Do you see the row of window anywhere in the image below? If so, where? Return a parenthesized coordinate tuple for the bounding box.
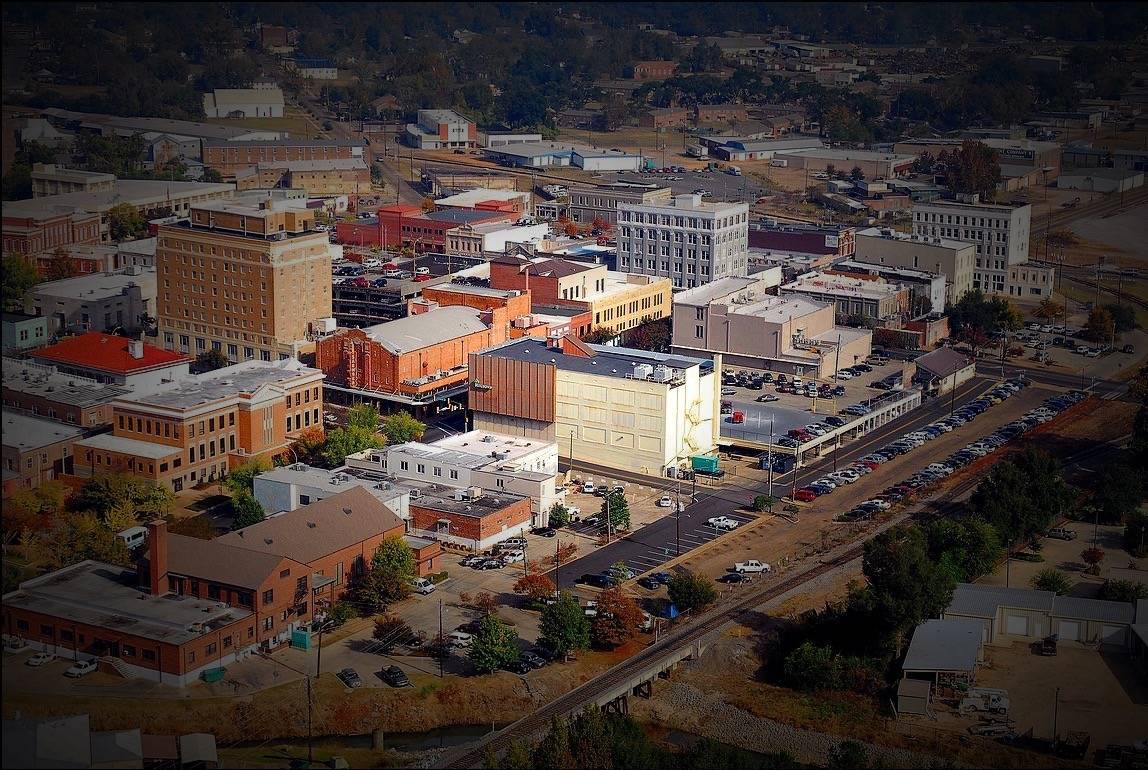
(619, 257, 711, 275)
(619, 211, 748, 229)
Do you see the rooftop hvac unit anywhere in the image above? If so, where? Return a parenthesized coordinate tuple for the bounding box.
(329, 476, 342, 485)
(291, 463, 306, 471)
(409, 489, 421, 499)
(375, 482, 392, 490)
(481, 435, 495, 443)
(453, 489, 469, 501)
(634, 363, 654, 380)
(652, 366, 674, 382)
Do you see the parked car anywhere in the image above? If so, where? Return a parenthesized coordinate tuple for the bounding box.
(520, 651, 548, 669)
(707, 516, 739, 531)
(447, 631, 474, 648)
(64, 659, 99, 678)
(533, 527, 557, 538)
(26, 652, 56, 667)
(794, 488, 818, 503)
(411, 577, 436, 595)
(1047, 527, 1077, 540)
(734, 560, 771, 573)
(657, 495, 674, 508)
(338, 667, 363, 688)
(381, 665, 410, 687)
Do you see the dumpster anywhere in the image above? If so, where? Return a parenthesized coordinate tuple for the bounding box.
(200, 667, 226, 683)
(691, 454, 720, 473)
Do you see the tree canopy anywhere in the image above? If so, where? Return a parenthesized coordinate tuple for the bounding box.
(468, 614, 521, 673)
(381, 411, 425, 444)
(538, 591, 591, 659)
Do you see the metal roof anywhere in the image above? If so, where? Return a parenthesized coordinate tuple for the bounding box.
(902, 618, 983, 672)
(1052, 595, 1136, 624)
(947, 584, 1055, 618)
(1, 412, 86, 451)
(362, 306, 489, 354)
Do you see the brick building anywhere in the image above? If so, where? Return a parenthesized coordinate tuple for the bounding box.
(32, 332, 191, 389)
(639, 108, 691, 129)
(2, 358, 131, 430)
(335, 205, 517, 252)
(696, 103, 750, 124)
(202, 138, 363, 178)
(632, 61, 677, 81)
(315, 304, 510, 402)
(1, 208, 101, 260)
(72, 358, 325, 492)
(408, 490, 533, 551)
(235, 159, 371, 196)
(156, 199, 333, 362)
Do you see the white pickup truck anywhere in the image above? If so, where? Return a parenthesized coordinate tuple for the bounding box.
(734, 560, 771, 574)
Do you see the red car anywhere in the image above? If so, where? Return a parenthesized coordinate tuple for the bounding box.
(794, 488, 818, 503)
(413, 274, 432, 282)
(349, 276, 370, 287)
(731, 411, 745, 424)
(857, 460, 879, 471)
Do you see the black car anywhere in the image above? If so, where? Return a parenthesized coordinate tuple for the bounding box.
(478, 558, 503, 570)
(832, 386, 846, 396)
(719, 572, 750, 584)
(338, 667, 363, 688)
(533, 527, 557, 537)
(824, 416, 846, 427)
(381, 665, 410, 687)
(520, 651, 548, 669)
(854, 363, 873, 373)
(637, 575, 663, 590)
(578, 573, 618, 588)
(746, 380, 763, 390)
(504, 659, 533, 674)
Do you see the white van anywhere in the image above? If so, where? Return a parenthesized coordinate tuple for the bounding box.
(116, 526, 148, 550)
(411, 577, 436, 595)
(447, 631, 473, 648)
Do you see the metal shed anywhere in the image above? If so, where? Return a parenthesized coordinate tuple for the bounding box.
(902, 618, 984, 691)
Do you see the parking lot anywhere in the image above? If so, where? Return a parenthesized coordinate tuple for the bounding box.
(592, 169, 766, 204)
(718, 358, 909, 444)
(1005, 320, 1140, 383)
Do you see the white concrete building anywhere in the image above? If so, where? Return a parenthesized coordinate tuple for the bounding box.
(1056, 168, 1144, 194)
(855, 226, 976, 304)
(23, 267, 156, 336)
(252, 463, 410, 519)
(484, 133, 543, 148)
(202, 87, 285, 119)
(911, 199, 1031, 296)
(343, 430, 565, 518)
(405, 110, 476, 149)
(617, 194, 750, 289)
(30, 165, 115, 197)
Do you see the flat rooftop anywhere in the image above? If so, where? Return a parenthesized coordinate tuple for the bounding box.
(478, 337, 711, 381)
(399, 430, 553, 467)
(2, 358, 132, 407)
(2, 412, 86, 451)
(129, 359, 321, 410)
(41, 108, 277, 140)
(783, 273, 904, 301)
(411, 488, 529, 517)
(672, 276, 769, 307)
(257, 158, 368, 172)
(75, 432, 181, 459)
(856, 226, 969, 251)
(777, 148, 917, 162)
(435, 189, 527, 207)
(202, 137, 360, 148)
(4, 181, 235, 220)
(729, 294, 828, 322)
(422, 208, 510, 225)
(255, 464, 407, 510)
(428, 282, 524, 299)
(836, 259, 941, 280)
(2, 560, 251, 645)
(362, 306, 489, 355)
(485, 141, 595, 159)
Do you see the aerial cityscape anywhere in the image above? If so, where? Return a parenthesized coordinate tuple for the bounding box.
(2, 2, 1148, 768)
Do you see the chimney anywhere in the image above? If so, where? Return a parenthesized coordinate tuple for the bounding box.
(146, 520, 169, 596)
(128, 340, 144, 359)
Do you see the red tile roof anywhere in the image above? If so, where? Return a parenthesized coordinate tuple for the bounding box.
(33, 332, 191, 375)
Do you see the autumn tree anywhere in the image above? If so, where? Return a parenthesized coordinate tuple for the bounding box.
(1080, 546, 1105, 575)
(288, 427, 327, 465)
(1034, 298, 1064, 319)
(107, 202, 146, 241)
(562, 221, 579, 237)
(44, 248, 79, 281)
(513, 572, 556, 604)
(2, 255, 39, 311)
(1084, 306, 1116, 344)
(939, 140, 1002, 199)
(590, 586, 644, 649)
(372, 615, 415, 652)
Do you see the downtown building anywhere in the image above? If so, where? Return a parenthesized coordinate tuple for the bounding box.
(616, 194, 750, 289)
(155, 199, 333, 363)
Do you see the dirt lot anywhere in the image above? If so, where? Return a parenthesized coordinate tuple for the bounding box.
(976, 643, 1148, 748)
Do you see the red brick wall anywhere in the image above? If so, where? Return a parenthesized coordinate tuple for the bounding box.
(409, 497, 532, 542)
(489, 262, 561, 303)
(417, 286, 532, 317)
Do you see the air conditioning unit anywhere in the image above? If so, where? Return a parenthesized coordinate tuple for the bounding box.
(634, 363, 654, 379)
(481, 435, 495, 443)
(409, 489, 421, 499)
(329, 476, 342, 486)
(652, 366, 674, 382)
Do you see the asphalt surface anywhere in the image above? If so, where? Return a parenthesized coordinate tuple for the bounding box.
(593, 169, 766, 204)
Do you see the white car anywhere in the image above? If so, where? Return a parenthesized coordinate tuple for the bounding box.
(925, 464, 953, 476)
(415, 267, 431, 275)
(581, 481, 597, 494)
(362, 258, 383, 270)
(447, 631, 473, 648)
(500, 549, 525, 564)
(813, 478, 838, 490)
(707, 516, 739, 531)
(566, 505, 581, 517)
(26, 652, 56, 667)
(323, 413, 339, 424)
(65, 659, 99, 678)
(834, 370, 854, 380)
(656, 495, 674, 508)
(861, 499, 891, 511)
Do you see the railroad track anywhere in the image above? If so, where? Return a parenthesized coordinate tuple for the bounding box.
(443, 417, 1130, 769)
(1034, 185, 1148, 238)
(1060, 273, 1148, 311)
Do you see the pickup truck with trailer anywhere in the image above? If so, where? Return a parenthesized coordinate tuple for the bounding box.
(734, 560, 771, 574)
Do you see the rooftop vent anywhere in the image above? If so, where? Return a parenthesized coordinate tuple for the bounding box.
(264, 538, 273, 545)
(307, 522, 317, 528)
(343, 507, 352, 515)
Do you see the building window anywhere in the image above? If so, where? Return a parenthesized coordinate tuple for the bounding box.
(122, 644, 136, 656)
(142, 649, 156, 661)
(280, 568, 291, 578)
(262, 589, 274, 605)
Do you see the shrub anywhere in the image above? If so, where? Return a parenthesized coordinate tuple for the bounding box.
(1030, 568, 1072, 595)
(1100, 579, 1148, 603)
(327, 601, 356, 626)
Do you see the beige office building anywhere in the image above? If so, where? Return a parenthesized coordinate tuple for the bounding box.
(854, 227, 975, 304)
(156, 200, 333, 362)
(567, 185, 673, 226)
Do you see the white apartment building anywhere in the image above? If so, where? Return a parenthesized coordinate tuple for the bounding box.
(911, 199, 1031, 295)
(343, 431, 564, 518)
(617, 194, 749, 289)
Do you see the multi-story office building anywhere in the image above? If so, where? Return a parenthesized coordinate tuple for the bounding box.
(855, 226, 975, 304)
(156, 200, 333, 362)
(617, 194, 749, 289)
(3, 357, 132, 429)
(23, 266, 156, 336)
(72, 358, 324, 492)
(30, 164, 115, 197)
(910, 199, 1031, 295)
(468, 335, 720, 475)
(404, 110, 477, 150)
(780, 271, 910, 323)
(2, 412, 87, 493)
(566, 185, 673, 226)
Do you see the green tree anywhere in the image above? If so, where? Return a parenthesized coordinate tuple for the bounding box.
(601, 490, 631, 531)
(940, 140, 1001, 199)
(1030, 568, 1072, 595)
(861, 525, 956, 653)
(782, 641, 840, 691)
(667, 569, 717, 612)
(828, 741, 870, 770)
(194, 348, 230, 372)
(1124, 511, 1148, 558)
(753, 495, 777, 514)
(321, 425, 385, 466)
(1084, 306, 1116, 344)
(623, 318, 672, 352)
(373, 535, 416, 578)
(22, 512, 132, 570)
(230, 490, 265, 530)
(969, 447, 1075, 544)
(2, 255, 40, 311)
(469, 614, 522, 673)
(44, 248, 79, 281)
(74, 473, 174, 521)
(1102, 303, 1137, 334)
(538, 591, 591, 659)
(1094, 464, 1144, 524)
(547, 502, 571, 529)
(849, 166, 865, 181)
(582, 327, 618, 344)
(223, 457, 270, 496)
(1100, 579, 1148, 603)
(107, 202, 146, 242)
(381, 410, 426, 444)
(925, 518, 1003, 582)
(347, 403, 381, 433)
(201, 167, 224, 183)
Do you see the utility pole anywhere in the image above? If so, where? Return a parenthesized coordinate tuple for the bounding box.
(767, 419, 775, 493)
(1052, 687, 1061, 743)
(675, 473, 682, 557)
(306, 676, 314, 765)
(437, 598, 444, 679)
